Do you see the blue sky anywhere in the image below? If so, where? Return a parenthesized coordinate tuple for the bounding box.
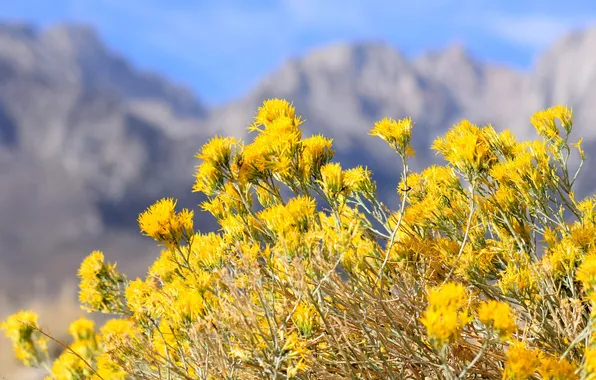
(2, 1, 596, 106)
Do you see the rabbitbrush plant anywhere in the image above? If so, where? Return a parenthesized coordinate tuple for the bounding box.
(3, 99, 596, 379)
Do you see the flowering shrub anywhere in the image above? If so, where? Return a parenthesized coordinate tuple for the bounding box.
(2, 100, 595, 379)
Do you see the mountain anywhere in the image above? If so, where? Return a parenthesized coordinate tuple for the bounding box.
(208, 40, 592, 202)
(0, 22, 213, 297)
(0, 23, 208, 199)
(2, 22, 596, 298)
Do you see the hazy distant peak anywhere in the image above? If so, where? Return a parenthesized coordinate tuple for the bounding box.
(547, 26, 596, 53)
(41, 23, 103, 50)
(35, 23, 206, 117)
(534, 26, 596, 73)
(416, 42, 478, 67)
(0, 22, 37, 39)
(442, 42, 470, 58)
(298, 40, 408, 72)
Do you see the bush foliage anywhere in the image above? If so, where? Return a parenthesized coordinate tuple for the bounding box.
(3, 99, 596, 379)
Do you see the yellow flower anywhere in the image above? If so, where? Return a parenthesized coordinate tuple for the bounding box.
(492, 184, 518, 213)
(190, 232, 226, 271)
(432, 120, 497, 177)
(455, 242, 501, 280)
(369, 116, 414, 156)
(259, 196, 316, 237)
(195, 135, 237, 167)
(319, 162, 344, 197)
(250, 98, 303, 132)
(573, 137, 586, 160)
(539, 355, 578, 380)
(542, 227, 559, 248)
(1, 310, 46, 367)
(138, 198, 193, 244)
(78, 250, 105, 281)
(1, 310, 39, 343)
(568, 222, 596, 251)
(343, 166, 374, 194)
(292, 302, 318, 337)
(78, 251, 125, 313)
(219, 213, 250, 241)
(275, 154, 294, 177)
(229, 344, 251, 362)
(577, 253, 596, 291)
(99, 318, 138, 352)
(300, 134, 334, 179)
(237, 139, 271, 182)
(584, 347, 596, 378)
(173, 208, 194, 236)
(491, 146, 544, 195)
(503, 342, 542, 380)
(93, 353, 127, 380)
(68, 317, 96, 343)
(125, 278, 152, 317)
(493, 129, 519, 157)
(51, 348, 90, 379)
(542, 239, 582, 280)
(152, 321, 185, 363)
(282, 331, 310, 359)
(551, 104, 573, 130)
(287, 358, 308, 378)
(531, 104, 573, 139)
(172, 286, 207, 325)
(148, 249, 177, 283)
(498, 264, 539, 298)
(478, 300, 516, 341)
(193, 161, 224, 195)
(420, 282, 471, 348)
(576, 195, 596, 224)
(138, 198, 177, 239)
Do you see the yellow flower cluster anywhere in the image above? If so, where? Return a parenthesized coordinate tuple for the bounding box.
(0, 311, 47, 367)
(578, 250, 596, 379)
(4, 100, 596, 379)
(138, 197, 194, 245)
(578, 253, 596, 291)
(49, 318, 100, 379)
(503, 342, 543, 379)
(498, 262, 539, 299)
(259, 195, 317, 253)
(420, 282, 471, 348)
(477, 300, 516, 341)
(369, 116, 415, 157)
(292, 301, 319, 337)
(502, 343, 579, 380)
(318, 162, 373, 200)
(396, 164, 465, 230)
(78, 250, 126, 313)
(539, 355, 578, 380)
(300, 134, 334, 180)
(432, 120, 498, 179)
(585, 347, 596, 379)
(94, 353, 128, 380)
(68, 317, 96, 344)
(531, 104, 573, 141)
